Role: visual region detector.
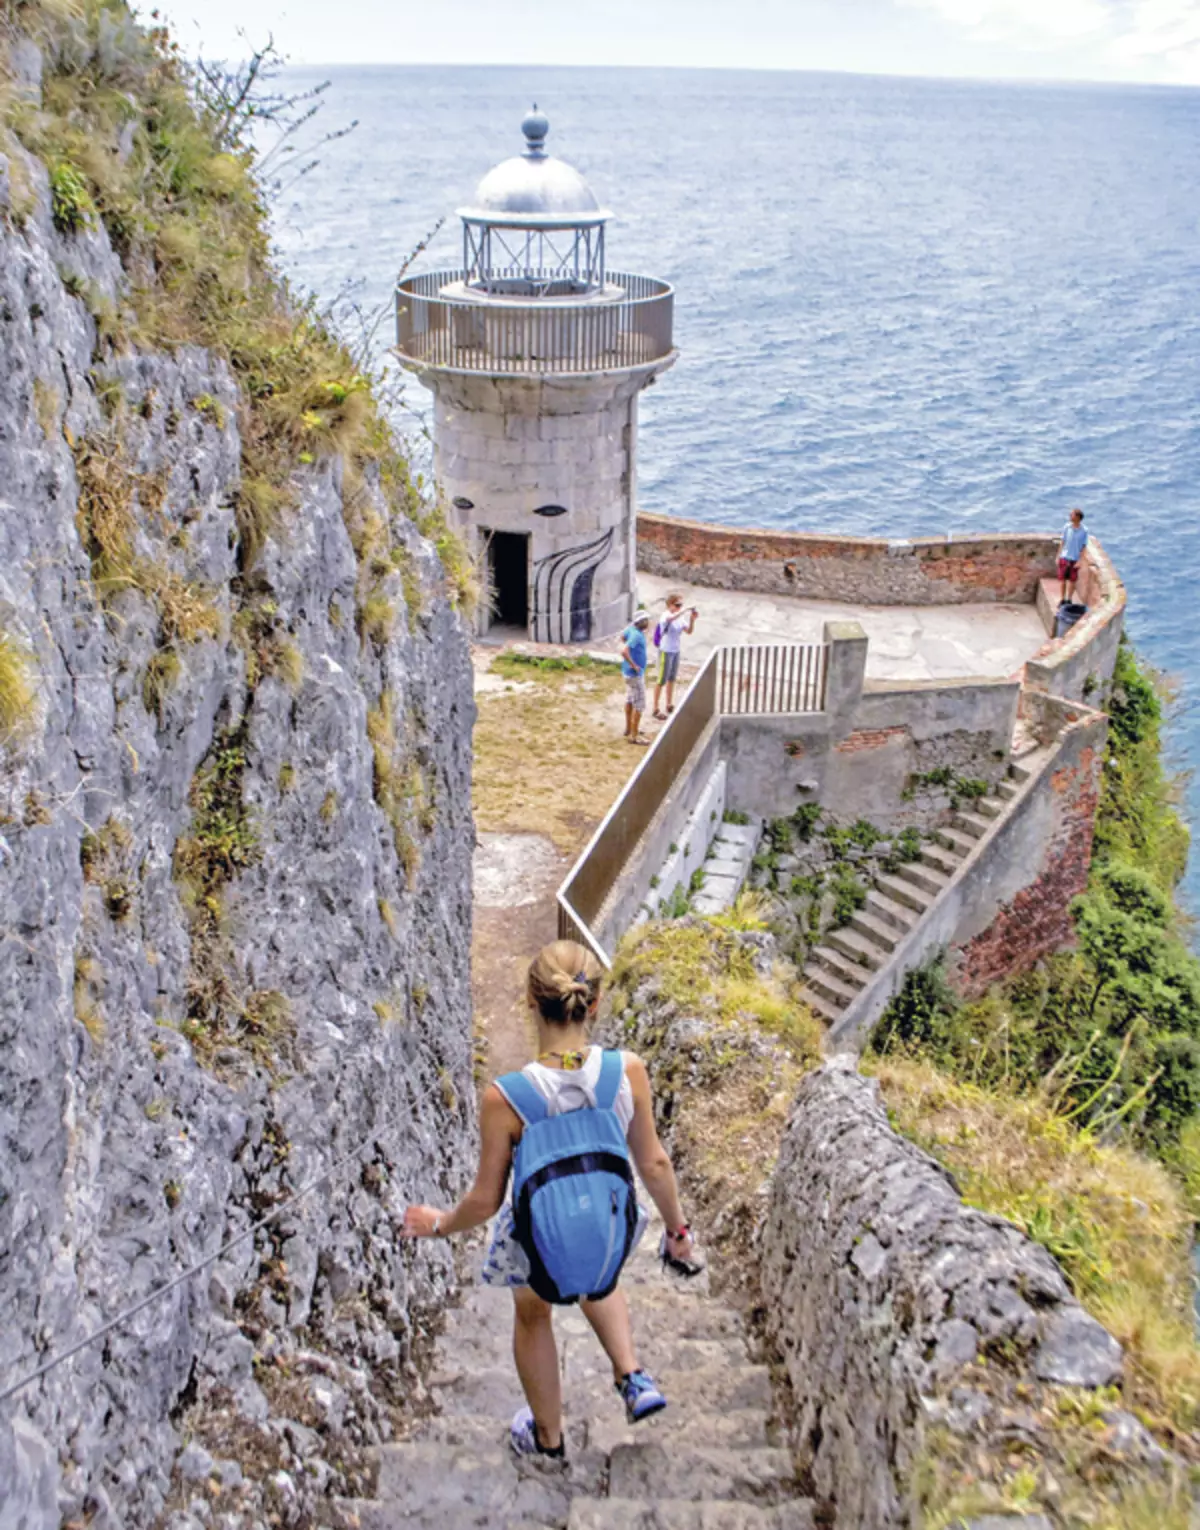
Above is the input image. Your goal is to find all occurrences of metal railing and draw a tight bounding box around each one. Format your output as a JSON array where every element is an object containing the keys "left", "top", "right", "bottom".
[
  {"left": 719, "top": 643, "right": 828, "bottom": 715},
  {"left": 557, "top": 642, "right": 829, "bottom": 962},
  {"left": 395, "top": 269, "right": 674, "bottom": 375}
]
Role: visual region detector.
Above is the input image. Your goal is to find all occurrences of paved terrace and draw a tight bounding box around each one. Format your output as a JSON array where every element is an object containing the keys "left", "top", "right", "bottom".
[{"left": 637, "top": 571, "right": 1048, "bottom": 682}]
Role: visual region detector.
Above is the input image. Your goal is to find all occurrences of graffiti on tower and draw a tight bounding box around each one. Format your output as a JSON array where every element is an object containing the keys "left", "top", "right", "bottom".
[{"left": 531, "top": 529, "right": 615, "bottom": 644}]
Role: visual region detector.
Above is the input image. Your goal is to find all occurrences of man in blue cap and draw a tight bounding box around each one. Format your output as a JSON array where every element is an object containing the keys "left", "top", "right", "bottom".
[{"left": 620, "top": 609, "right": 651, "bottom": 746}]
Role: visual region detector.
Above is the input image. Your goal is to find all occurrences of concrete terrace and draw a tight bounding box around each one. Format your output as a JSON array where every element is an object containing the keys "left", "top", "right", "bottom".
[{"left": 637, "top": 571, "right": 1048, "bottom": 683}]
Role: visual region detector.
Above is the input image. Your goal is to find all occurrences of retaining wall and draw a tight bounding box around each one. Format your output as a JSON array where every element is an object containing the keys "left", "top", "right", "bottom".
[
  {"left": 637, "top": 513, "right": 1058, "bottom": 606},
  {"left": 828, "top": 695, "right": 1106, "bottom": 1047},
  {"left": 720, "top": 678, "right": 1019, "bottom": 827},
  {"left": 585, "top": 719, "right": 722, "bottom": 960}
]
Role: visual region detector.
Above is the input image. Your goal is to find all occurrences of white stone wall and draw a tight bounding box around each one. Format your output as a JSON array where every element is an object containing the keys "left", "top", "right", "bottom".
[{"left": 421, "top": 362, "right": 672, "bottom": 642}]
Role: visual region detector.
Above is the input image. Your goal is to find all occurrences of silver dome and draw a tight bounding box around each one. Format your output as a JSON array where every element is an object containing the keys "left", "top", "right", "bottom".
[{"left": 459, "top": 109, "right": 610, "bottom": 230}]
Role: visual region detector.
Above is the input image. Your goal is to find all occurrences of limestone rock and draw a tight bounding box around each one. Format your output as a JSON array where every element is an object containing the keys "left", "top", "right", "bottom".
[{"left": 0, "top": 137, "right": 475, "bottom": 1526}]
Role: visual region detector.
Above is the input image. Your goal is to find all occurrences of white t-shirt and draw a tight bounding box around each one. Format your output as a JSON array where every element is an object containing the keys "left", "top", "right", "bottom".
[
  {"left": 520, "top": 1045, "right": 635, "bottom": 1136},
  {"left": 660, "top": 610, "right": 690, "bottom": 655}
]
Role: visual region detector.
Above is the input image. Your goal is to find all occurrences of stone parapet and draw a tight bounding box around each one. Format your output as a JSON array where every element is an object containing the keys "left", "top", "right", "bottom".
[
  {"left": 637, "top": 512, "right": 1058, "bottom": 607},
  {"left": 762, "top": 1059, "right": 1127, "bottom": 1530},
  {"left": 1024, "top": 537, "right": 1125, "bottom": 705}
]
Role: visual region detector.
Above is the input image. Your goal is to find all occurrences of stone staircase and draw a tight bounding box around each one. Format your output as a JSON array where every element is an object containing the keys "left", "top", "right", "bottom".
[
  {"left": 799, "top": 751, "right": 1047, "bottom": 1029},
  {"left": 335, "top": 1213, "right": 815, "bottom": 1529}
]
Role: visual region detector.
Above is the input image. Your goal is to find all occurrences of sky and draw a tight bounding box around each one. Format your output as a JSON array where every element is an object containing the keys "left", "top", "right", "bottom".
[{"left": 143, "top": 0, "right": 1200, "bottom": 85}]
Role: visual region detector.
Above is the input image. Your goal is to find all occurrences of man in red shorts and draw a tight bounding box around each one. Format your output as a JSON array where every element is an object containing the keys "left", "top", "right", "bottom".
[{"left": 1058, "top": 508, "right": 1088, "bottom": 604}]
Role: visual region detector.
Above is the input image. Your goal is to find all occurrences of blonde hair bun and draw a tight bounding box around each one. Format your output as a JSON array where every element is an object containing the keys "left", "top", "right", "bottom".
[{"left": 528, "top": 940, "right": 603, "bottom": 1025}]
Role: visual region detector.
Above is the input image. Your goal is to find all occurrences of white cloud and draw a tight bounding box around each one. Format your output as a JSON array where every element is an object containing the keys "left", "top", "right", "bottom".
[{"left": 903, "top": 0, "right": 1200, "bottom": 78}]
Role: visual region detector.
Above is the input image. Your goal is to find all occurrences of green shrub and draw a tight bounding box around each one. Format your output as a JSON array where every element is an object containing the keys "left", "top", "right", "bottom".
[
  {"left": 829, "top": 870, "right": 867, "bottom": 929},
  {"left": 49, "top": 160, "right": 95, "bottom": 232},
  {"left": 790, "top": 801, "right": 821, "bottom": 840},
  {"left": 722, "top": 808, "right": 750, "bottom": 826},
  {"left": 848, "top": 818, "right": 882, "bottom": 849}
]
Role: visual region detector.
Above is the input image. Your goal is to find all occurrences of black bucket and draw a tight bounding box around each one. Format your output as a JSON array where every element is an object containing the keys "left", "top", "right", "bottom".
[{"left": 1055, "top": 601, "right": 1088, "bottom": 639}]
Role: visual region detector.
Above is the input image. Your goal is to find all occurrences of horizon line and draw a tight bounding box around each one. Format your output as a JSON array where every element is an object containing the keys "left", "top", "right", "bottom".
[{"left": 275, "top": 58, "right": 1200, "bottom": 93}]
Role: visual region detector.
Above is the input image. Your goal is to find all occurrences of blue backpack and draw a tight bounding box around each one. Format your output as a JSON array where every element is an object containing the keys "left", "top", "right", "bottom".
[{"left": 496, "top": 1050, "right": 638, "bottom": 1306}]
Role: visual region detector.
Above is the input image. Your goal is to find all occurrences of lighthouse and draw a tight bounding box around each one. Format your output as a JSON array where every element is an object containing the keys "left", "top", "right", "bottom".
[{"left": 395, "top": 108, "right": 677, "bottom": 643}]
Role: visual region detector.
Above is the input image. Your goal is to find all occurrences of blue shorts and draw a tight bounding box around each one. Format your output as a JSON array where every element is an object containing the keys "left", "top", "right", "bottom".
[{"left": 657, "top": 650, "right": 681, "bottom": 685}]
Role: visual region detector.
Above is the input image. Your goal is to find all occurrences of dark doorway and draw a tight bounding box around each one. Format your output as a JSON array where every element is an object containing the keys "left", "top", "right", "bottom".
[{"left": 486, "top": 530, "right": 529, "bottom": 629}]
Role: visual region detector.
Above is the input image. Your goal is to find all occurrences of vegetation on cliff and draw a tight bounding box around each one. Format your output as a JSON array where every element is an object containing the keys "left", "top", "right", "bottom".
[
  {"left": 1, "top": 0, "right": 473, "bottom": 610},
  {"left": 868, "top": 642, "right": 1200, "bottom": 1451},
  {"left": 605, "top": 915, "right": 822, "bottom": 1266},
  {"left": 873, "top": 643, "right": 1200, "bottom": 1163},
  {"left": 1, "top": 0, "right": 477, "bottom": 1068}
]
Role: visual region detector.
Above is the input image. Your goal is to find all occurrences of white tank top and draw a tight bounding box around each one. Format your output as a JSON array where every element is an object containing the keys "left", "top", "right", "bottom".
[{"left": 519, "top": 1046, "right": 635, "bottom": 1136}]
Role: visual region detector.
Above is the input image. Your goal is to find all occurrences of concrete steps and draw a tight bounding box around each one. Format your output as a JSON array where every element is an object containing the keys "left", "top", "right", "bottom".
[
  {"left": 798, "top": 752, "right": 1048, "bottom": 1033},
  {"left": 345, "top": 1212, "right": 813, "bottom": 1528}
]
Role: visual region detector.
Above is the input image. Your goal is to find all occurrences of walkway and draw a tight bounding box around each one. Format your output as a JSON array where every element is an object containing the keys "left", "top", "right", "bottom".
[
  {"left": 336, "top": 1214, "right": 814, "bottom": 1527},
  {"left": 638, "top": 573, "right": 1046, "bottom": 683}
]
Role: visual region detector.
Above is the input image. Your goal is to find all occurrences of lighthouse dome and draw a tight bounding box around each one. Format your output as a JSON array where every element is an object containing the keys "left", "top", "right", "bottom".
[{"left": 460, "top": 108, "right": 609, "bottom": 229}]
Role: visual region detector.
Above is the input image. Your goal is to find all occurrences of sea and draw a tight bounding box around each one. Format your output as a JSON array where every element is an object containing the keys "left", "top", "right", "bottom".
[{"left": 268, "top": 65, "right": 1200, "bottom": 908}]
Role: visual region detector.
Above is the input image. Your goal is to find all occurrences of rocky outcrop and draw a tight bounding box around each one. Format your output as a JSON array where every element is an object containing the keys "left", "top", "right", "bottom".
[
  {"left": 761, "top": 1059, "right": 1143, "bottom": 1530},
  {"left": 0, "top": 125, "right": 475, "bottom": 1528}
]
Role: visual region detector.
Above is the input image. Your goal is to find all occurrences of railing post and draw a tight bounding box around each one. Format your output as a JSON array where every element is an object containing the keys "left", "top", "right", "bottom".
[{"left": 822, "top": 621, "right": 868, "bottom": 725}]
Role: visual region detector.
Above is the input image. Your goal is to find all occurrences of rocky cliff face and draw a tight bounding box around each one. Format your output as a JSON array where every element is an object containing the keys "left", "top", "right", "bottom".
[{"left": 0, "top": 91, "right": 475, "bottom": 1530}]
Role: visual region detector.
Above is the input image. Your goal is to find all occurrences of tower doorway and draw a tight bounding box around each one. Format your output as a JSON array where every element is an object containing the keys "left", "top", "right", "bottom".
[{"left": 485, "top": 530, "right": 529, "bottom": 631}]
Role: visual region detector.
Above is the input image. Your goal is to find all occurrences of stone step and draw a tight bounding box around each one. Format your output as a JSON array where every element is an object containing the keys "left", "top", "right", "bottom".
[
  {"left": 564, "top": 1360, "right": 774, "bottom": 1416},
  {"left": 564, "top": 1336, "right": 750, "bottom": 1383},
  {"left": 372, "top": 1441, "right": 596, "bottom": 1520},
  {"left": 801, "top": 963, "right": 859, "bottom": 1009},
  {"left": 975, "top": 795, "right": 1005, "bottom": 819},
  {"left": 332, "top": 1496, "right": 563, "bottom": 1530},
  {"left": 569, "top": 1498, "right": 816, "bottom": 1528},
  {"left": 798, "top": 986, "right": 843, "bottom": 1027},
  {"left": 847, "top": 906, "right": 903, "bottom": 952},
  {"left": 826, "top": 924, "right": 887, "bottom": 970},
  {"left": 998, "top": 778, "right": 1021, "bottom": 799},
  {"left": 1010, "top": 757, "right": 1036, "bottom": 782},
  {"left": 933, "top": 825, "right": 977, "bottom": 858},
  {"left": 950, "top": 808, "right": 992, "bottom": 838},
  {"left": 585, "top": 1405, "right": 776, "bottom": 1454},
  {"left": 875, "top": 870, "right": 936, "bottom": 912},
  {"left": 607, "top": 1442, "right": 800, "bottom": 1504},
  {"left": 919, "top": 842, "right": 960, "bottom": 878},
  {"left": 862, "top": 888, "right": 918, "bottom": 934},
  {"left": 415, "top": 1404, "right": 776, "bottom": 1455},
  {"left": 808, "top": 945, "right": 870, "bottom": 990}
]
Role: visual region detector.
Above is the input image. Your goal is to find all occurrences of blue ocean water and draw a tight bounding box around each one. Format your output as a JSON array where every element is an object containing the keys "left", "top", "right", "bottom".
[{"left": 270, "top": 65, "right": 1200, "bottom": 904}]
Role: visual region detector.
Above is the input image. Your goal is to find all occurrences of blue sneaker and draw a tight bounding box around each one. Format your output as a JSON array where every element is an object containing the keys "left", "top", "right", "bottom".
[
  {"left": 617, "top": 1369, "right": 668, "bottom": 1423},
  {"left": 509, "top": 1406, "right": 566, "bottom": 1466}
]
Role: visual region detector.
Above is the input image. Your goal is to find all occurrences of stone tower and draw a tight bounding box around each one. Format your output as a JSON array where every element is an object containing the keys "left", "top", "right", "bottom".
[{"left": 395, "top": 108, "right": 676, "bottom": 643}]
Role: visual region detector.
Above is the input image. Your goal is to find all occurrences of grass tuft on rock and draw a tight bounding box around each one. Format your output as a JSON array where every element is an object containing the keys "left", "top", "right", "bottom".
[
  {"left": 870, "top": 1055, "right": 1200, "bottom": 1440},
  {"left": 0, "top": 629, "right": 36, "bottom": 740}
]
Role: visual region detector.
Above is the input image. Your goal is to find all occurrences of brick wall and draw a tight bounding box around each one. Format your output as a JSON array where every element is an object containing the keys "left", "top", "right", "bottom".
[
  {"left": 835, "top": 726, "right": 909, "bottom": 754},
  {"left": 637, "top": 513, "right": 1058, "bottom": 607},
  {"left": 953, "top": 745, "right": 1100, "bottom": 996}
]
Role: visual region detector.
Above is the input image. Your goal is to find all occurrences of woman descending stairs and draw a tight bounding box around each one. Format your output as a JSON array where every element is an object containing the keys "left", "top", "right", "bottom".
[
  {"left": 334, "top": 1213, "right": 815, "bottom": 1529},
  {"left": 800, "top": 751, "right": 1049, "bottom": 1029}
]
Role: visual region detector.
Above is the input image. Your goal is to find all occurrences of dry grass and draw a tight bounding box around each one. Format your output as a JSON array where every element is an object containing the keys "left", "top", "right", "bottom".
[
  {"left": 473, "top": 653, "right": 636, "bottom": 852},
  {"left": 0, "top": 628, "right": 36, "bottom": 741},
  {"left": 74, "top": 436, "right": 220, "bottom": 643},
  {"left": 870, "top": 1056, "right": 1200, "bottom": 1439}
]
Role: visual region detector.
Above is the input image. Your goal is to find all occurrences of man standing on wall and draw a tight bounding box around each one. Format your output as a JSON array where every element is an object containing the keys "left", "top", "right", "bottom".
[
  {"left": 1058, "top": 508, "right": 1089, "bottom": 605},
  {"left": 621, "top": 610, "right": 651, "bottom": 746},
  {"left": 652, "top": 594, "right": 698, "bottom": 721}
]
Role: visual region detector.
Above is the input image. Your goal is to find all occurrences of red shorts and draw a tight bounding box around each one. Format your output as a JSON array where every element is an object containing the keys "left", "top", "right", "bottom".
[{"left": 1057, "top": 557, "right": 1079, "bottom": 582}]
